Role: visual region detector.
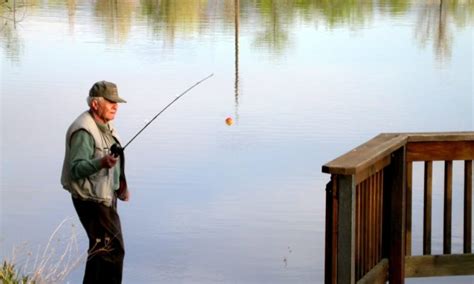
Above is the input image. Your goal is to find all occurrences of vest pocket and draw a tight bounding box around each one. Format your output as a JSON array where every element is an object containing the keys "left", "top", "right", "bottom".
[{"left": 89, "top": 167, "right": 108, "bottom": 181}]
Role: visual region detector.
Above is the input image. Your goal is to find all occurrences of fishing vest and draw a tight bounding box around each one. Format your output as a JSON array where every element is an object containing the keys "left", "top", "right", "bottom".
[{"left": 61, "top": 111, "right": 123, "bottom": 207}]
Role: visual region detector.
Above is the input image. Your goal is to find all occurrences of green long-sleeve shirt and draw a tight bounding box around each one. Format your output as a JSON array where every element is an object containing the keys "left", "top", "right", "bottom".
[
  {"left": 69, "top": 125, "right": 121, "bottom": 190},
  {"left": 70, "top": 130, "right": 102, "bottom": 179}
]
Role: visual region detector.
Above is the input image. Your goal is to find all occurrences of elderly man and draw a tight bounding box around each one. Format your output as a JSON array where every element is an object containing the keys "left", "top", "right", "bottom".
[{"left": 61, "top": 80, "right": 129, "bottom": 283}]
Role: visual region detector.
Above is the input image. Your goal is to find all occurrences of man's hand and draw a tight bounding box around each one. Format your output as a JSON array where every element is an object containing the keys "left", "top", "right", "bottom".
[
  {"left": 100, "top": 154, "right": 118, "bottom": 169},
  {"left": 118, "top": 190, "right": 130, "bottom": 202}
]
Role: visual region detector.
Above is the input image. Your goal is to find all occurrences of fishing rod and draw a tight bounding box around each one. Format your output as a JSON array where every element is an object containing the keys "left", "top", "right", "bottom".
[{"left": 111, "top": 73, "right": 214, "bottom": 156}]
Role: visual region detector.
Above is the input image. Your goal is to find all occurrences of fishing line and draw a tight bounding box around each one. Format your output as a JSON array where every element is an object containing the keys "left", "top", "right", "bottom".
[{"left": 111, "top": 73, "right": 214, "bottom": 156}]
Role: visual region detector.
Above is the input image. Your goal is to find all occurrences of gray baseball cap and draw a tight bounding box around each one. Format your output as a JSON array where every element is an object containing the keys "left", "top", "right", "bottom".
[{"left": 89, "top": 80, "right": 127, "bottom": 103}]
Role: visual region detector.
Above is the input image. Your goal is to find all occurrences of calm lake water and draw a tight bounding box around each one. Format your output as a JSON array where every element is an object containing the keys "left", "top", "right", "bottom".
[{"left": 1, "top": 0, "right": 473, "bottom": 283}]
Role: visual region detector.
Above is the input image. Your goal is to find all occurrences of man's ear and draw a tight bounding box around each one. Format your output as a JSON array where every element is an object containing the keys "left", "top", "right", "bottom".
[{"left": 91, "top": 99, "right": 99, "bottom": 111}]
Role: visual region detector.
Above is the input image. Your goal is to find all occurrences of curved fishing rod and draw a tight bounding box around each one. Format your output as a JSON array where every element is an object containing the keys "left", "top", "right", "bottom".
[{"left": 111, "top": 73, "right": 214, "bottom": 156}]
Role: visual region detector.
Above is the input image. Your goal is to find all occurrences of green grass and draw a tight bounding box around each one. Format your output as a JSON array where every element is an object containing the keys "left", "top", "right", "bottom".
[{"left": 0, "top": 260, "right": 34, "bottom": 284}]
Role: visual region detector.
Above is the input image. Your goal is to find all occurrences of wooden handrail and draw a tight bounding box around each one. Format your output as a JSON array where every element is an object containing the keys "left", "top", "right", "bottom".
[
  {"left": 323, "top": 132, "right": 474, "bottom": 175},
  {"left": 322, "top": 133, "right": 406, "bottom": 175}
]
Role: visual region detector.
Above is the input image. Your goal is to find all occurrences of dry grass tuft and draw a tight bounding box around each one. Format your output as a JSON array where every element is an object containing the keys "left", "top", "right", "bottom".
[{"left": 1, "top": 218, "right": 86, "bottom": 284}]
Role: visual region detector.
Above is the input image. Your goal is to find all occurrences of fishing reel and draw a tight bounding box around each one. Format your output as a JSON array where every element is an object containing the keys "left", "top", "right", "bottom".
[{"left": 110, "top": 143, "right": 123, "bottom": 157}]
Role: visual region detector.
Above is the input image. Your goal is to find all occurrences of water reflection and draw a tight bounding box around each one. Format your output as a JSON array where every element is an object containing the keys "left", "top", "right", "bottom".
[
  {"left": 95, "top": 0, "right": 135, "bottom": 44},
  {"left": 67, "top": 0, "right": 76, "bottom": 34},
  {"left": 140, "top": 0, "right": 210, "bottom": 42},
  {"left": 0, "top": 0, "right": 30, "bottom": 61},
  {"left": 379, "top": 0, "right": 410, "bottom": 14},
  {"left": 252, "top": 1, "right": 291, "bottom": 53},
  {"left": 234, "top": 0, "right": 240, "bottom": 122},
  {"left": 1, "top": 0, "right": 473, "bottom": 63},
  {"left": 306, "top": 0, "right": 376, "bottom": 27},
  {"left": 414, "top": 0, "right": 471, "bottom": 61},
  {"left": 0, "top": 19, "right": 22, "bottom": 62}
]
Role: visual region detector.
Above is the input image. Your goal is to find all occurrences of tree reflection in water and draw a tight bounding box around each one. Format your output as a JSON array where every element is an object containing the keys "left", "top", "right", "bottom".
[
  {"left": 0, "top": 0, "right": 30, "bottom": 61},
  {"left": 0, "top": 0, "right": 473, "bottom": 63}
]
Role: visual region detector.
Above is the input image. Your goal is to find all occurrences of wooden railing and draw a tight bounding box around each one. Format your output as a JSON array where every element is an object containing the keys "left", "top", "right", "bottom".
[{"left": 322, "top": 132, "right": 474, "bottom": 283}]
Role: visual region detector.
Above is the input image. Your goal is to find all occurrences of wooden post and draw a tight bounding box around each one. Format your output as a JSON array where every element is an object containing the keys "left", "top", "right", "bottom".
[
  {"left": 337, "top": 175, "right": 356, "bottom": 284},
  {"left": 325, "top": 176, "right": 338, "bottom": 284},
  {"left": 383, "top": 147, "right": 406, "bottom": 283}
]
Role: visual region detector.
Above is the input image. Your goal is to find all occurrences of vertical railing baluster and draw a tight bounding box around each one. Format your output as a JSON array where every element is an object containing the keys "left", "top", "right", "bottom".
[
  {"left": 464, "top": 160, "right": 472, "bottom": 253},
  {"left": 374, "top": 172, "right": 379, "bottom": 264},
  {"left": 356, "top": 183, "right": 361, "bottom": 280},
  {"left": 368, "top": 176, "right": 373, "bottom": 270},
  {"left": 424, "top": 161, "right": 433, "bottom": 255},
  {"left": 364, "top": 179, "right": 370, "bottom": 274},
  {"left": 365, "top": 178, "right": 370, "bottom": 273},
  {"left": 361, "top": 179, "right": 367, "bottom": 276},
  {"left": 444, "top": 161, "right": 453, "bottom": 254},
  {"left": 379, "top": 171, "right": 384, "bottom": 261},
  {"left": 406, "top": 162, "right": 413, "bottom": 256},
  {"left": 370, "top": 174, "right": 376, "bottom": 268}
]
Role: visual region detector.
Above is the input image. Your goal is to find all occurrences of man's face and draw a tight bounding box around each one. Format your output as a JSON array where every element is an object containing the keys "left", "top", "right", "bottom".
[{"left": 92, "top": 98, "right": 118, "bottom": 123}]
